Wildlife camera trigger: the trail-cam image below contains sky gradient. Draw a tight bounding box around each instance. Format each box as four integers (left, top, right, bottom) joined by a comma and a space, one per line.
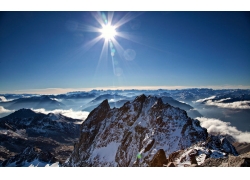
0, 11, 250, 94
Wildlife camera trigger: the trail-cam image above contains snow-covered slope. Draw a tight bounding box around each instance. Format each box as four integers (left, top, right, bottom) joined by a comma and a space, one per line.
65, 94, 235, 167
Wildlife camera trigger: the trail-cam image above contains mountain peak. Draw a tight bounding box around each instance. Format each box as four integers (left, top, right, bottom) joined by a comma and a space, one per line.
133, 94, 146, 103
4, 108, 40, 119
64, 95, 238, 167
99, 99, 110, 109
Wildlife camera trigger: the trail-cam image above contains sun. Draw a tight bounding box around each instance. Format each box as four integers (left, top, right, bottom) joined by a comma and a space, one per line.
100, 25, 117, 40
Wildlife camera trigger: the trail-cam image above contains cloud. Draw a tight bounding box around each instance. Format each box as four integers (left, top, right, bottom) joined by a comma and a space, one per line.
195, 96, 216, 103
0, 96, 7, 102
50, 98, 62, 102
205, 100, 250, 109
0, 96, 15, 102
0, 106, 14, 117
32, 108, 89, 120
196, 117, 250, 143
216, 98, 231, 103
196, 96, 250, 109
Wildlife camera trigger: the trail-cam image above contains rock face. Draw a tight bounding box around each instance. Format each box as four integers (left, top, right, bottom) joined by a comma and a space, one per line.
161, 135, 238, 167
64, 94, 237, 167
148, 149, 168, 167
200, 152, 250, 167
232, 142, 250, 155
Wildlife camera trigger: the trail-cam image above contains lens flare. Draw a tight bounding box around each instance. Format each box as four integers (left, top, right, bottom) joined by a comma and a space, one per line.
137, 153, 142, 159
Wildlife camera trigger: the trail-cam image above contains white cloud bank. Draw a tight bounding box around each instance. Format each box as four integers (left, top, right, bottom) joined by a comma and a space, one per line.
195, 96, 216, 103
33, 108, 89, 120
196, 117, 250, 143
205, 100, 250, 109
196, 96, 250, 109
0, 106, 14, 116
0, 96, 7, 102
0, 96, 15, 102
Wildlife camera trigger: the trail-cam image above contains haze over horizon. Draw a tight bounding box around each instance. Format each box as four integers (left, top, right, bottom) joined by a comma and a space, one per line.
0, 11, 250, 94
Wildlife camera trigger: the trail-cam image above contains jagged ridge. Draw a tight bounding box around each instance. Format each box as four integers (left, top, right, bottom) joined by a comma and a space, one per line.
65, 94, 232, 167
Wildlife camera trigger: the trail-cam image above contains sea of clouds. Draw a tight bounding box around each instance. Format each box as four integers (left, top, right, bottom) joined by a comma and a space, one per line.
32, 108, 89, 120
195, 96, 250, 109
196, 117, 250, 143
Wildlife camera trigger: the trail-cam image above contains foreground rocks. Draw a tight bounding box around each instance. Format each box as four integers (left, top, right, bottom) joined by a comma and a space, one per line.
200, 152, 250, 167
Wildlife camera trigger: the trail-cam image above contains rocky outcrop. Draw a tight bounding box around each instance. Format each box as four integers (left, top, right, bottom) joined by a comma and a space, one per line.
64, 95, 237, 167
148, 149, 168, 167
232, 142, 250, 154
200, 152, 250, 167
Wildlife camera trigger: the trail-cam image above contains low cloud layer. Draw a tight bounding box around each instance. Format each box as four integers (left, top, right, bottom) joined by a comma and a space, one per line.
33, 108, 89, 120
196, 96, 250, 109
196, 117, 250, 143
196, 96, 216, 103
0, 106, 15, 117
205, 100, 250, 109
0, 96, 7, 102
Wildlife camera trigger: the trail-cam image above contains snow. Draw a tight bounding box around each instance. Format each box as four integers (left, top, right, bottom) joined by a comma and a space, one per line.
45, 162, 60, 167
6, 158, 60, 167
91, 142, 120, 164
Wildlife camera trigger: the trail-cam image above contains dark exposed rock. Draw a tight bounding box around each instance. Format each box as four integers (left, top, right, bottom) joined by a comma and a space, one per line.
148, 149, 168, 167
167, 162, 176, 167
189, 149, 198, 164
232, 142, 250, 154
167, 150, 183, 162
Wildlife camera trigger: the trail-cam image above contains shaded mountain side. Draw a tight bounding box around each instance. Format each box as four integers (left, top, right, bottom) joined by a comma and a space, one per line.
1, 146, 58, 167
64, 94, 237, 167
0, 109, 82, 166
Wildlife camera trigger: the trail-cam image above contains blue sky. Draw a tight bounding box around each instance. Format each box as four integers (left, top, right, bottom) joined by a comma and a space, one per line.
0, 11, 250, 94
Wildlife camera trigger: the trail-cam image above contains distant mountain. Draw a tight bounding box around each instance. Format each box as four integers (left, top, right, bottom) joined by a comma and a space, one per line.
52, 92, 96, 100
0, 109, 82, 166
1, 146, 59, 167
0, 95, 65, 110
88, 94, 127, 104
158, 96, 202, 118
82, 94, 129, 111
64, 95, 237, 167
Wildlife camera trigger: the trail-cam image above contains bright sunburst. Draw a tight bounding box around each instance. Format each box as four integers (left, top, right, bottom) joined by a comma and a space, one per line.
75, 12, 142, 79
100, 25, 117, 40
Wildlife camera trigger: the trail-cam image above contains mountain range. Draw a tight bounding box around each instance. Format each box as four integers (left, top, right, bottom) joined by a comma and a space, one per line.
0, 89, 250, 167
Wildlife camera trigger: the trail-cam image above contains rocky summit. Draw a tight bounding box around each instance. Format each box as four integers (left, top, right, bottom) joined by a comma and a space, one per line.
64, 94, 238, 167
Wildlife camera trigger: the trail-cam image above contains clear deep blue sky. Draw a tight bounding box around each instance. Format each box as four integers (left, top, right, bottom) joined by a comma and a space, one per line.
0, 12, 250, 93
